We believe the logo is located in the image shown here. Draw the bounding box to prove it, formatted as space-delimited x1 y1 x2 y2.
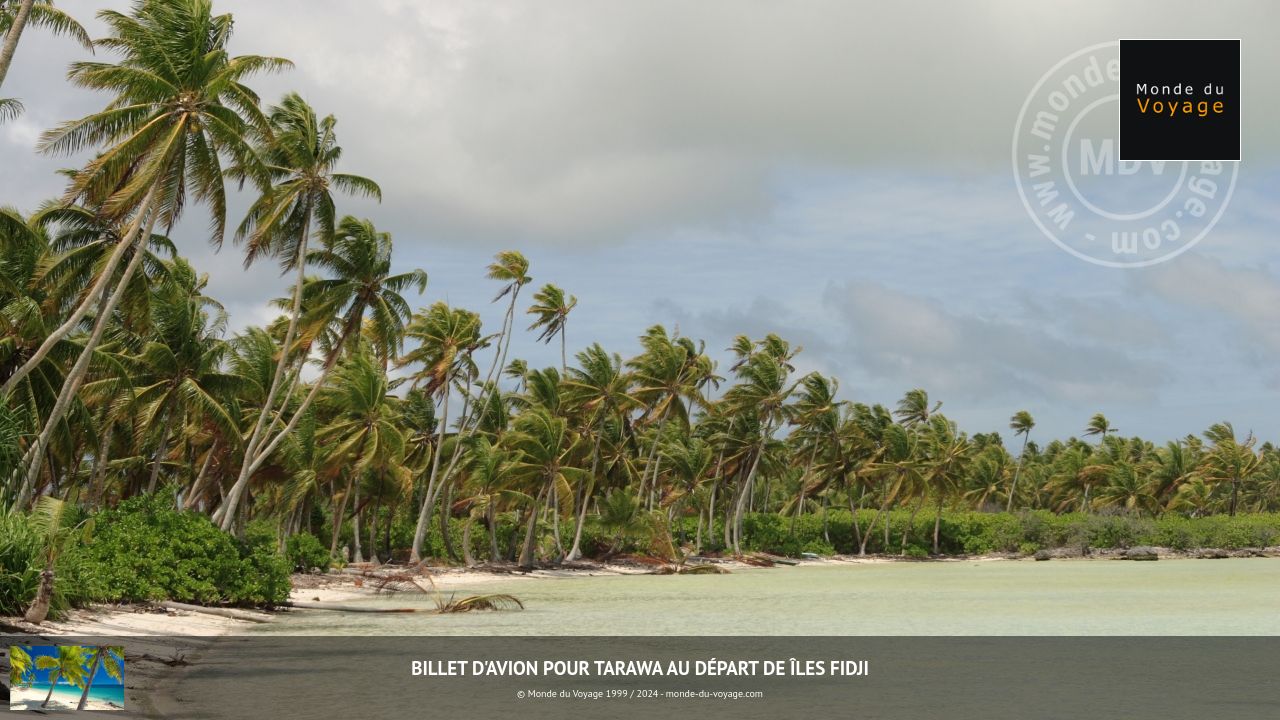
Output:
1012 42 1238 268
1119 39 1240 161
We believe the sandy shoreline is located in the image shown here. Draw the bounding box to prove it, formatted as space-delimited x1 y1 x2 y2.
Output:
8 685 123 711
4 549 1277 716
8 547 1279 635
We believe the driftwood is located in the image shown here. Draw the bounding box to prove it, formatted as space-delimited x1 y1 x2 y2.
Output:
159 601 272 623
286 601 422 613
760 554 801 566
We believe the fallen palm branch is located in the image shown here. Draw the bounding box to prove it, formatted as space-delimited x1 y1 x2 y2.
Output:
434 593 524 613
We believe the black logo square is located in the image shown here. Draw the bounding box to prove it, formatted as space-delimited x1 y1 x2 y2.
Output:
1120 39 1240 161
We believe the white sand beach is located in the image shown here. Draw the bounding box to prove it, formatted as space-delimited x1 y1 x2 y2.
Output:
8 684 123 711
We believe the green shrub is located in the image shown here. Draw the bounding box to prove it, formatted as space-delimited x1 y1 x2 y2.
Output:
0 510 103 618
286 533 331 572
68 495 290 607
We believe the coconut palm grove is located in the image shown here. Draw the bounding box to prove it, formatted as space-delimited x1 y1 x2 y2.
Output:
1 1 1278 619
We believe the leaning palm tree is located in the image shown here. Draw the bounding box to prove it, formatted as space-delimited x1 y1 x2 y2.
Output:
116 258 244 494
562 343 635 560
397 302 483 562
23 496 91 624
723 342 793 554
1199 422 1260 517
8 644 33 687
1084 413 1115 440
527 283 576 372
894 388 939 428
506 407 582 568
1006 410 1035 511
486 251 530 360
75 646 123 711
215 216 424 530
232 92 380 502
35 645 87 709
12 0 289 507
316 346 405 555
0 1 92 115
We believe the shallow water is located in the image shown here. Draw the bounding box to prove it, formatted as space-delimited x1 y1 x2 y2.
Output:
267 558 1280 636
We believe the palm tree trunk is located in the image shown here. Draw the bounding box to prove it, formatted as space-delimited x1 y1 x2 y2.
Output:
822 494 831 544
566 430 602 561
932 496 944 555
76 649 102 711
859 485 891 556
639 410 670 508
486 502 499 562
790 447 818 535
518 484 547 569
351 487 363 563
329 470 357 558
14 204 161 508
410 391 450 561
87 420 114 510
461 517 476 567
41 671 58 708
550 482 565 561
1007 434 1028 512
23 566 53 624
368 501 379 564
183 440 218 511
900 496 924 555
0 0 36 90
732 438 769 555
440 477 459 562
216 321 355 531
146 402 177 494
2 184 160 399
237 216 311 499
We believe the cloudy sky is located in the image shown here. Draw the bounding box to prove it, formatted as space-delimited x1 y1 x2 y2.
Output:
3 0 1279 443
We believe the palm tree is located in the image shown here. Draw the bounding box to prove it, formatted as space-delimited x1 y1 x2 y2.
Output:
562 343 634 560
628 327 718 506
724 338 793 554
215 216 424 530
35 645 88 709
75 646 123 711
480 251 530 401
506 407 581 568
660 433 712 549
859 423 917 553
784 373 842 533
1092 459 1158 515
1084 413 1115 439
317 346 405 555
894 388 939 428
1006 410 1034 511
23 496 89 624
113 258 243 494
458 437 515 563
1147 440 1199 512
924 415 969 554
13 0 290 507
1199 422 1260 516
527 283 576 372
0 1 91 99
397 302 483 562
232 93 380 503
